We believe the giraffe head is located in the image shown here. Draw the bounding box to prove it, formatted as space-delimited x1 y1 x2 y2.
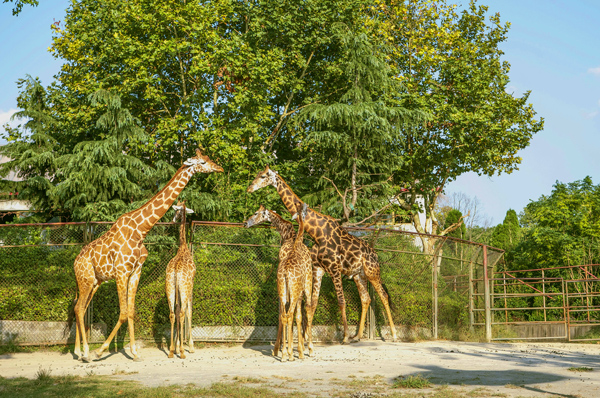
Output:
184 148 224 174
172 200 194 222
247 165 278 193
244 205 272 228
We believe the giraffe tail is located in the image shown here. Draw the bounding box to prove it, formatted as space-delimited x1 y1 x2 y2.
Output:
64 292 78 338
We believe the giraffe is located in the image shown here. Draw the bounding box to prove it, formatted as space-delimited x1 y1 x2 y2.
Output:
244 205 313 360
247 166 398 345
72 149 223 363
165 200 196 359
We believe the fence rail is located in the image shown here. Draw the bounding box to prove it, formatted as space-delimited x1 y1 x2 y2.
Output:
0 221 501 346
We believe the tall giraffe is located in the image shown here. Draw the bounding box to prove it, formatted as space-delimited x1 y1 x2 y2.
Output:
165 200 196 359
244 205 313 360
247 166 398 344
73 149 223 362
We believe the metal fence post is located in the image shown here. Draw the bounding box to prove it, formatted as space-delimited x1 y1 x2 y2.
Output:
483 245 492 342
432 239 439 340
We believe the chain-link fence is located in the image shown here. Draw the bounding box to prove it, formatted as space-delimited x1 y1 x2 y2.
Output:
0 221 502 346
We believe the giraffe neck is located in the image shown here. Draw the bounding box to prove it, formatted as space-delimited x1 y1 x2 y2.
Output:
179 210 187 248
274 175 303 215
127 165 195 239
301 206 339 245
268 211 295 242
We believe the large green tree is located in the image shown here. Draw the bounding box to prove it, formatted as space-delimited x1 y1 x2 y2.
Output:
511 177 600 270
371 0 543 252
292 23 426 224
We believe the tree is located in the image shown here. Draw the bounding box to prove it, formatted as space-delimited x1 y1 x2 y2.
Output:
292 23 426 224
511 177 600 271
490 209 520 251
444 209 466 239
371 0 543 253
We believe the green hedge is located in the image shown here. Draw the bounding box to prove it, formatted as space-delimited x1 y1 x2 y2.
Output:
0 223 446 342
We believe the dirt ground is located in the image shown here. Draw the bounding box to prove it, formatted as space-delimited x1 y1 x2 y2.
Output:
2 340 600 397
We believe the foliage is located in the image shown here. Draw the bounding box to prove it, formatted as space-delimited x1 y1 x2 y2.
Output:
444 209 466 239
0 222 441 342
370 0 543 247
2 0 542 229
292 23 426 223
510 177 600 270
2 0 37 15
490 209 520 251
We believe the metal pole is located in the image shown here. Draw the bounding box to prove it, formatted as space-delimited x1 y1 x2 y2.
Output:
432 239 440 340
469 256 475 331
542 268 547 322
483 245 492 342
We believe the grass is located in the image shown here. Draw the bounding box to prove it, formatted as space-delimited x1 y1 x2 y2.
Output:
0 373 543 398
567 367 593 372
392 374 432 389
0 376 309 398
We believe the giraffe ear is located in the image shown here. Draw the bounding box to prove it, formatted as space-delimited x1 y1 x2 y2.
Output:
173 205 182 211
185 208 195 214
196 148 203 157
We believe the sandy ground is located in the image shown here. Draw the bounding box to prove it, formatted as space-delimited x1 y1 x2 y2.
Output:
2 340 600 397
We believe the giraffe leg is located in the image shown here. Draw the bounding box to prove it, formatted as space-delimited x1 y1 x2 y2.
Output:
94 275 130 360
272 302 284 357
306 266 324 356
168 311 176 358
166 262 176 359
125 263 144 361
295 299 304 360
303 270 313 357
187 297 194 353
178 300 187 359
330 270 349 344
351 274 371 342
281 307 289 362
74 281 94 362
370 277 398 341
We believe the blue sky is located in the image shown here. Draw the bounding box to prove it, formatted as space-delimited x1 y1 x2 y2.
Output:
1 1 599 226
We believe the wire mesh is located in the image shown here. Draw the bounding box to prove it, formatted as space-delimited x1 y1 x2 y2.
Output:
0 221 498 346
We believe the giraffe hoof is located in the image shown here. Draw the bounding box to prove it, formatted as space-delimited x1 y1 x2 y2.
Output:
168 353 174 359
81 356 90 363
133 357 143 362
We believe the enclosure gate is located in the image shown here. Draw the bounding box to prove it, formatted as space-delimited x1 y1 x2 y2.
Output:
565 279 600 342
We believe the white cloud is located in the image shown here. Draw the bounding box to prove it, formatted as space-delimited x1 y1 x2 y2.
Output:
583 110 599 119
588 67 600 75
